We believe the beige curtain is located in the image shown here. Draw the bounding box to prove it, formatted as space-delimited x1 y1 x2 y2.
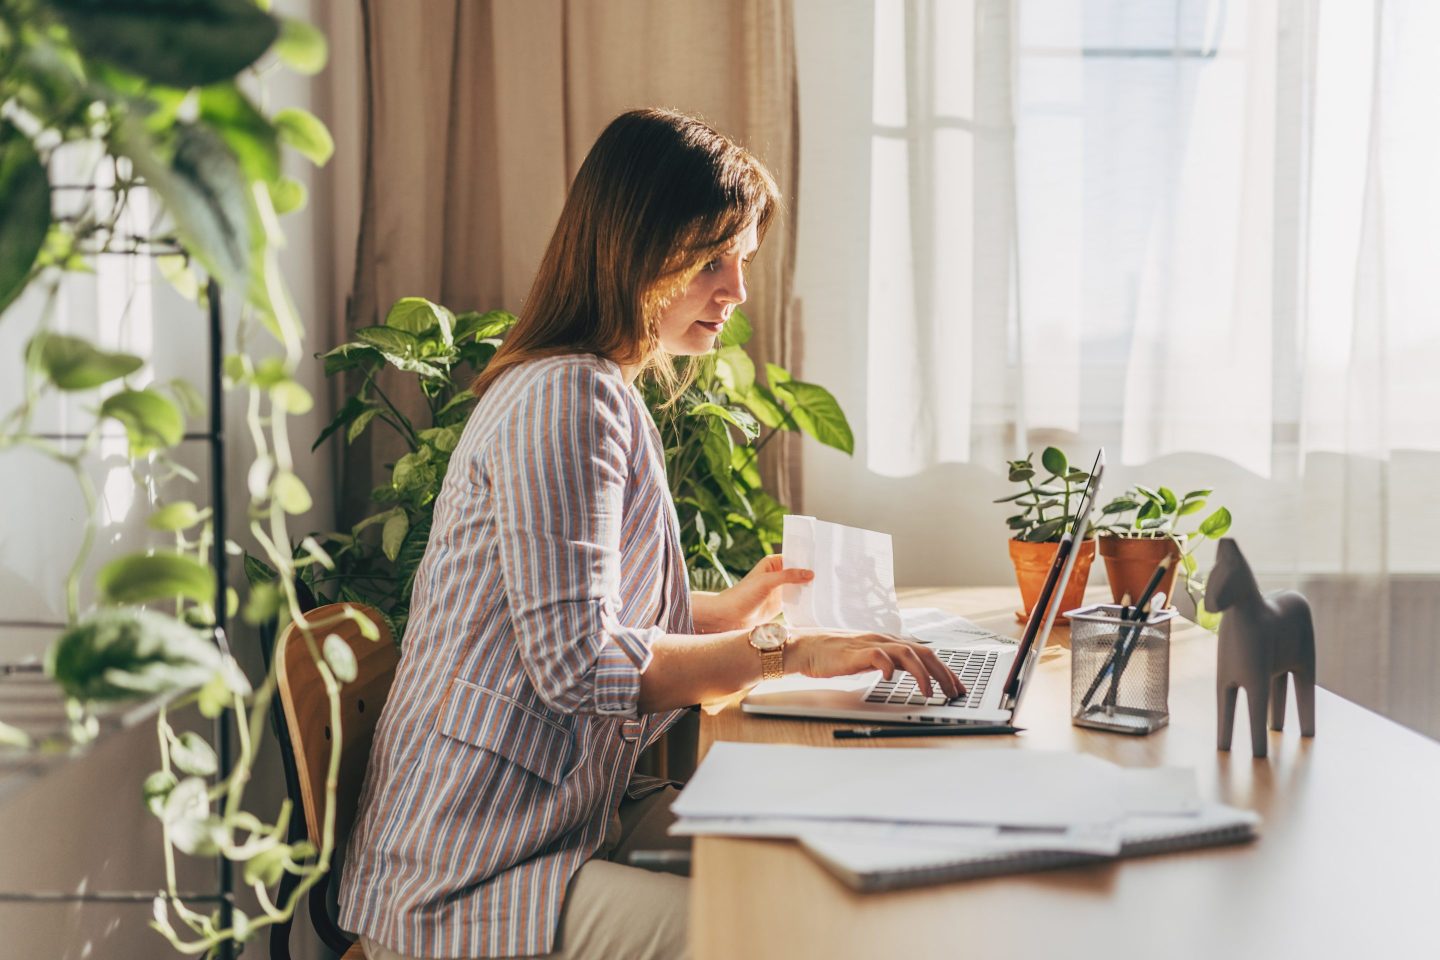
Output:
339 0 802 524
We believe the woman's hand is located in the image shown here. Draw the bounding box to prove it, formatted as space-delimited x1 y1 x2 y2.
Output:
692 554 813 633
788 630 966 701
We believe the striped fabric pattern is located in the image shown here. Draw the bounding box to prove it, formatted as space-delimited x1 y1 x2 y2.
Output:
338 354 693 959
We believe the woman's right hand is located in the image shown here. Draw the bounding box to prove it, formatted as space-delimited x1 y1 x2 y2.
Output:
787 630 965 700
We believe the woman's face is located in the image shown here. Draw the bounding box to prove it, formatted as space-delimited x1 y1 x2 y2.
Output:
656 222 758 356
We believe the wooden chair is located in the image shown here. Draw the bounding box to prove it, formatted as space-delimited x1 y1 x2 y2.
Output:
274 603 399 960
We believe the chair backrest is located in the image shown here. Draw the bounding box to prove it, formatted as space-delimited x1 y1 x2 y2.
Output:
274 603 399 864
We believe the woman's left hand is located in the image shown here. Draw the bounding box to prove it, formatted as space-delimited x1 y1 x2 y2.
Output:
693 555 813 633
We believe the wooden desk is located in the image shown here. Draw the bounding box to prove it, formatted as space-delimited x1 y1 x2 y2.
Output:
690 587 1440 959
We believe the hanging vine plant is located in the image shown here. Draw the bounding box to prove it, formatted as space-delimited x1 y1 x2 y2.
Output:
0 0 350 953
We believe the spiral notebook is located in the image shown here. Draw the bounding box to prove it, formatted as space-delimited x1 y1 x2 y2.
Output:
800 803 1259 893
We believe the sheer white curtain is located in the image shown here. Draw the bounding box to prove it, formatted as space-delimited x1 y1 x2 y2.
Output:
850 0 1440 736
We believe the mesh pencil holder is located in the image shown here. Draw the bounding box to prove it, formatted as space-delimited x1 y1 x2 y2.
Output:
1066 603 1176 735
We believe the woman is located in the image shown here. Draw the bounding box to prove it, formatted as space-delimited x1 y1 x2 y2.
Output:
340 108 962 960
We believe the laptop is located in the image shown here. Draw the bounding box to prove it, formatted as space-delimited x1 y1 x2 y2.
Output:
742 449 1105 727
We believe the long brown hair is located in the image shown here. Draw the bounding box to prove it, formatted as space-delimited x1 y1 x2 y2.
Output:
471 108 780 400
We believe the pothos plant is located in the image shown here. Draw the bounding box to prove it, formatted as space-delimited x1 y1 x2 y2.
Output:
0 1 357 954
1095 485 1233 628
307 299 855 635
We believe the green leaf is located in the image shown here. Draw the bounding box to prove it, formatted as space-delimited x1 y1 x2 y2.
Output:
1198 507 1233 539
453 310 517 343
274 17 328 74
0 719 32 750
1100 498 1141 515
323 633 358 683
1133 484 1164 506
772 380 854 454
241 581 281 627
347 407 381 444
100 388 184 455
149 501 207 532
0 122 51 312
46 608 220 702
270 379 314 415
313 393 368 451
161 777 217 856
688 402 759 442
273 107 334 166
386 297 454 344
320 341 382 376
1181 489 1214 502
764 362 792 387
1007 466 1036 483
170 731 218 777
142 770 178 816
732 445 762 488
243 845 289 887
28 333 143 391
381 510 408 562
1176 499 1208 517
98 553 216 605
1040 447 1068 477
701 418 734 481
267 175 308 215
272 472 312 515
120 122 254 294
198 83 279 183
1158 486 1178 512
718 308 753 347
243 553 278 586
714 345 756 395
1022 518 1066 542
50 0 279 87
740 384 787 429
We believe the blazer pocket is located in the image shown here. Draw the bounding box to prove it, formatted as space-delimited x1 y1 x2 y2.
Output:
435 677 576 785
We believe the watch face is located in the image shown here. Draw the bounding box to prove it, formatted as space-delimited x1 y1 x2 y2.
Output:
751 622 787 651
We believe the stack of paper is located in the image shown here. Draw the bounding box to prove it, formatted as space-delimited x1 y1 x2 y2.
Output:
670 743 1258 891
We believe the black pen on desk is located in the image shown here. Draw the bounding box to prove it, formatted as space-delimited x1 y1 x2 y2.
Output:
834 725 1024 740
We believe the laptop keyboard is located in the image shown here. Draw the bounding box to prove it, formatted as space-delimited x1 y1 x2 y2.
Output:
863 649 999 708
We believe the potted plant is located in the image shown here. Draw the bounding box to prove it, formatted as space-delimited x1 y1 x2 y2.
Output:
302 299 855 635
1094 486 1232 627
995 447 1097 623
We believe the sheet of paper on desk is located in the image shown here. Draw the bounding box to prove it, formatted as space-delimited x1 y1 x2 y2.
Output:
672 742 1142 829
900 607 1016 645
782 515 903 634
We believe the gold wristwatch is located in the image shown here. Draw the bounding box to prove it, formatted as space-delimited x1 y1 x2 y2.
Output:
748 622 789 681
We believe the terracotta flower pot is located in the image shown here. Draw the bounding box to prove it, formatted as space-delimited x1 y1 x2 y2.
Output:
1008 537 1097 624
1097 535 1184 608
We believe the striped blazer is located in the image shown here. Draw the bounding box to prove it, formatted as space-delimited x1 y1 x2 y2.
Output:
338 354 693 958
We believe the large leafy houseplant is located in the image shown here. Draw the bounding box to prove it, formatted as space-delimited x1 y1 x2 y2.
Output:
0 1 350 953
308 299 854 636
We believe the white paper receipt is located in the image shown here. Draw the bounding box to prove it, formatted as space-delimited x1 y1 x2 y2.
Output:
781 515 902 634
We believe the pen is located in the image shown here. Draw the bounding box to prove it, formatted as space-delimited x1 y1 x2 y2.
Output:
833 725 1024 740
1080 556 1173 711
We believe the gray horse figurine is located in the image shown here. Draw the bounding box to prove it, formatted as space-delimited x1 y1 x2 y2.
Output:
1207 538 1316 758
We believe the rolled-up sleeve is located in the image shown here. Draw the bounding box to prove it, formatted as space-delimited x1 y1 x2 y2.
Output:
487 361 658 717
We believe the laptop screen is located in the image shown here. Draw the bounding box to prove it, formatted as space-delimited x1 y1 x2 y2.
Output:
999 449 1105 707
